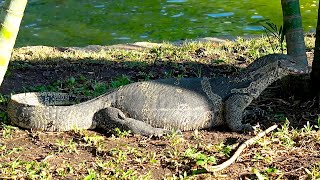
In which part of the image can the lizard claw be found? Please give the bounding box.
[242,123,255,132]
[152,129,183,137]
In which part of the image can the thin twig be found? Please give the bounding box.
[205,124,278,172]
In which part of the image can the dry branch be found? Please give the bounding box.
[206,124,278,172]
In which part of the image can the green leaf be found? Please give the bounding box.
[265,167,278,173]
[207,156,216,164]
[196,160,206,166]
[196,153,206,160]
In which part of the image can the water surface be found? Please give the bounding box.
[11,0,319,47]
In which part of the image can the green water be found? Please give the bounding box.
[13,0,318,47]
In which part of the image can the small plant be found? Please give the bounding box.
[148,152,158,164]
[253,168,268,180]
[0,94,7,103]
[253,166,282,180]
[305,162,320,179]
[215,142,232,157]
[108,148,127,163]
[92,82,108,96]
[252,153,264,162]
[84,169,97,180]
[184,148,216,168]
[25,161,50,179]
[67,139,79,154]
[25,76,108,97]
[112,128,131,138]
[262,22,285,53]
[191,129,201,140]
[150,47,164,59]
[302,121,315,133]
[273,119,295,147]
[1,124,17,139]
[165,130,184,147]
[0,160,50,179]
[55,139,79,154]
[6,147,23,156]
[110,75,132,88]
[83,134,104,146]
[94,159,112,171]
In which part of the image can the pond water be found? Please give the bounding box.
[11,0,319,47]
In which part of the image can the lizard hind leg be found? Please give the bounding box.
[93,107,172,136]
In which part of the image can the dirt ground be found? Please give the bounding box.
[0,45,319,179]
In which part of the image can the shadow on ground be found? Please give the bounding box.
[0,50,318,130]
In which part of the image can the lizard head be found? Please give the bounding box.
[247,54,308,76]
[276,54,309,75]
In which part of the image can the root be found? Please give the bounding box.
[206,124,278,172]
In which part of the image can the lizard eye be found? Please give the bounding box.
[289,60,296,64]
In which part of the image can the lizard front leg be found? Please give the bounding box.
[94,107,172,136]
[224,94,254,132]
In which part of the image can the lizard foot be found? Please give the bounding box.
[242,124,254,132]
[229,123,254,132]
[94,107,173,137]
[125,117,173,137]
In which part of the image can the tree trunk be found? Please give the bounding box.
[311,4,320,93]
[281,0,308,66]
[0,0,28,86]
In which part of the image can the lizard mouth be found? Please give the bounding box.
[288,67,309,74]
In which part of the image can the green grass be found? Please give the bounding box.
[11,35,315,64]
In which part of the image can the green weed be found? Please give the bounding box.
[110,75,132,88]
[1,124,17,139]
[84,169,97,180]
[215,142,232,157]
[0,94,7,103]
[165,131,184,147]
[0,146,23,157]
[184,148,216,167]
[83,134,104,146]
[55,139,79,154]
[112,128,132,138]
[0,160,50,179]
[253,166,282,180]
[305,162,320,180]
[302,121,315,133]
[26,76,108,97]
[262,22,285,53]
[108,148,127,163]
[273,119,295,146]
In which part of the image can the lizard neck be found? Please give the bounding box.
[231,60,288,98]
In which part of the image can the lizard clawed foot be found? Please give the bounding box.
[95,107,175,137]
[242,123,262,134]
[228,123,254,133]
[242,124,254,133]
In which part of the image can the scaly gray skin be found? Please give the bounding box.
[7,54,307,136]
